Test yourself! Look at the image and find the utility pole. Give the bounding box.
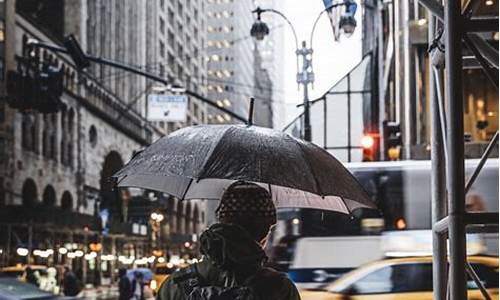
[297,41,314,142]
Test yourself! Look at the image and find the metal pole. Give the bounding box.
[299,41,312,142]
[445,0,467,296]
[28,224,32,264]
[347,75,352,162]
[28,41,248,123]
[377,0,386,160]
[429,14,448,300]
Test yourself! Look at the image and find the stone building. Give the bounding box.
[0,0,208,283]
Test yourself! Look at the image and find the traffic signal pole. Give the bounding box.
[25,39,248,123]
[421,0,499,297]
[428,15,447,300]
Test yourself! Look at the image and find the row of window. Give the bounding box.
[208,113,232,123]
[207,40,232,48]
[207,85,236,93]
[207,69,233,78]
[21,108,75,167]
[207,11,234,18]
[207,25,234,33]
[206,55,234,63]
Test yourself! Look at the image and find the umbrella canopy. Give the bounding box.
[126,268,153,282]
[113,125,375,213]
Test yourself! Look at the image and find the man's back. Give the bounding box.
[157,224,300,300]
[158,257,300,300]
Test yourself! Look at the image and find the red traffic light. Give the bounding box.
[361,135,375,149]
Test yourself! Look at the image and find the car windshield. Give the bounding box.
[0,270,23,278]
[0,278,54,299]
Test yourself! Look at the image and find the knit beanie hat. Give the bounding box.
[216,181,277,225]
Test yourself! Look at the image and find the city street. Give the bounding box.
[0,0,498,300]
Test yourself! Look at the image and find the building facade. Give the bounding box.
[0,0,208,284]
[206,0,263,124]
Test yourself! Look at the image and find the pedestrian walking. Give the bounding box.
[157,181,301,300]
[24,267,39,286]
[131,271,145,300]
[62,266,82,296]
[118,268,133,300]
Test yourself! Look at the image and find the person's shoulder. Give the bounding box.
[157,262,206,300]
[254,267,301,299]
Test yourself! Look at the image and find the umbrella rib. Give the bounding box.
[180,178,194,200]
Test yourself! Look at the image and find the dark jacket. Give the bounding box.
[157,223,300,300]
[63,270,82,296]
[118,275,133,300]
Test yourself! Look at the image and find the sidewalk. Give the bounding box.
[78,285,118,300]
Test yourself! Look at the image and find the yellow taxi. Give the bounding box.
[299,256,499,300]
[0,264,47,281]
[150,262,177,292]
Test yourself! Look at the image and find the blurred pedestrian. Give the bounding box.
[131,271,145,300]
[118,268,133,300]
[24,267,39,286]
[62,266,82,296]
[157,181,301,300]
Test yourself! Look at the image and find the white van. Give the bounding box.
[286,236,383,289]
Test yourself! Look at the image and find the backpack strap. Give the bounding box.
[172,265,201,297]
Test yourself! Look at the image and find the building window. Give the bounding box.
[160,17,165,34]
[160,0,165,10]
[89,125,98,148]
[60,107,67,163]
[168,53,175,68]
[168,8,174,25]
[159,64,165,77]
[159,41,165,57]
[177,22,183,34]
[168,30,175,48]
[67,108,75,167]
[178,1,183,16]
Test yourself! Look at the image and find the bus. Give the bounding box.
[266,158,499,272]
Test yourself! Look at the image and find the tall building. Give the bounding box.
[253,42,273,127]
[254,0,286,129]
[206,0,259,124]
[144,0,209,133]
[81,0,209,135]
[0,0,208,282]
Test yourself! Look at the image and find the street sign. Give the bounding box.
[147,94,188,122]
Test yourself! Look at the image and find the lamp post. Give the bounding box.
[150,212,164,259]
[251,3,357,142]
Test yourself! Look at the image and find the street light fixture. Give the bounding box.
[251,3,357,142]
[250,8,270,41]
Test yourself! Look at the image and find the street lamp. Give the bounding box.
[251,2,357,142]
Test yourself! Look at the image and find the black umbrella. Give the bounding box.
[113,125,375,213]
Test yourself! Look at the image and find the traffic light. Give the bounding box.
[361,134,378,162]
[6,70,35,111]
[6,61,65,113]
[383,120,402,160]
[34,65,65,113]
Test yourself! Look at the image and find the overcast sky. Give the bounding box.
[279,0,363,128]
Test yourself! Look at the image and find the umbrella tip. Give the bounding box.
[247,97,255,126]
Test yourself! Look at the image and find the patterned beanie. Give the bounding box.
[216,181,277,225]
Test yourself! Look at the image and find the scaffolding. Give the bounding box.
[421,0,499,297]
